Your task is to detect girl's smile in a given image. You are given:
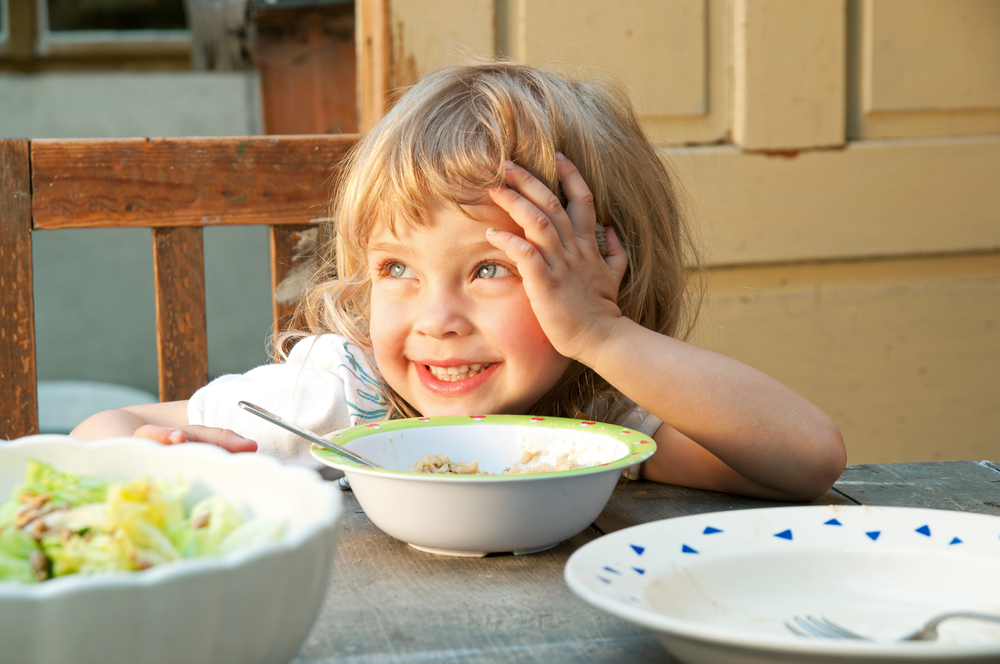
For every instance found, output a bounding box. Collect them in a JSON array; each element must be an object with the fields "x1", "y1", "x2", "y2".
[{"x1": 366, "y1": 197, "x2": 572, "y2": 417}]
